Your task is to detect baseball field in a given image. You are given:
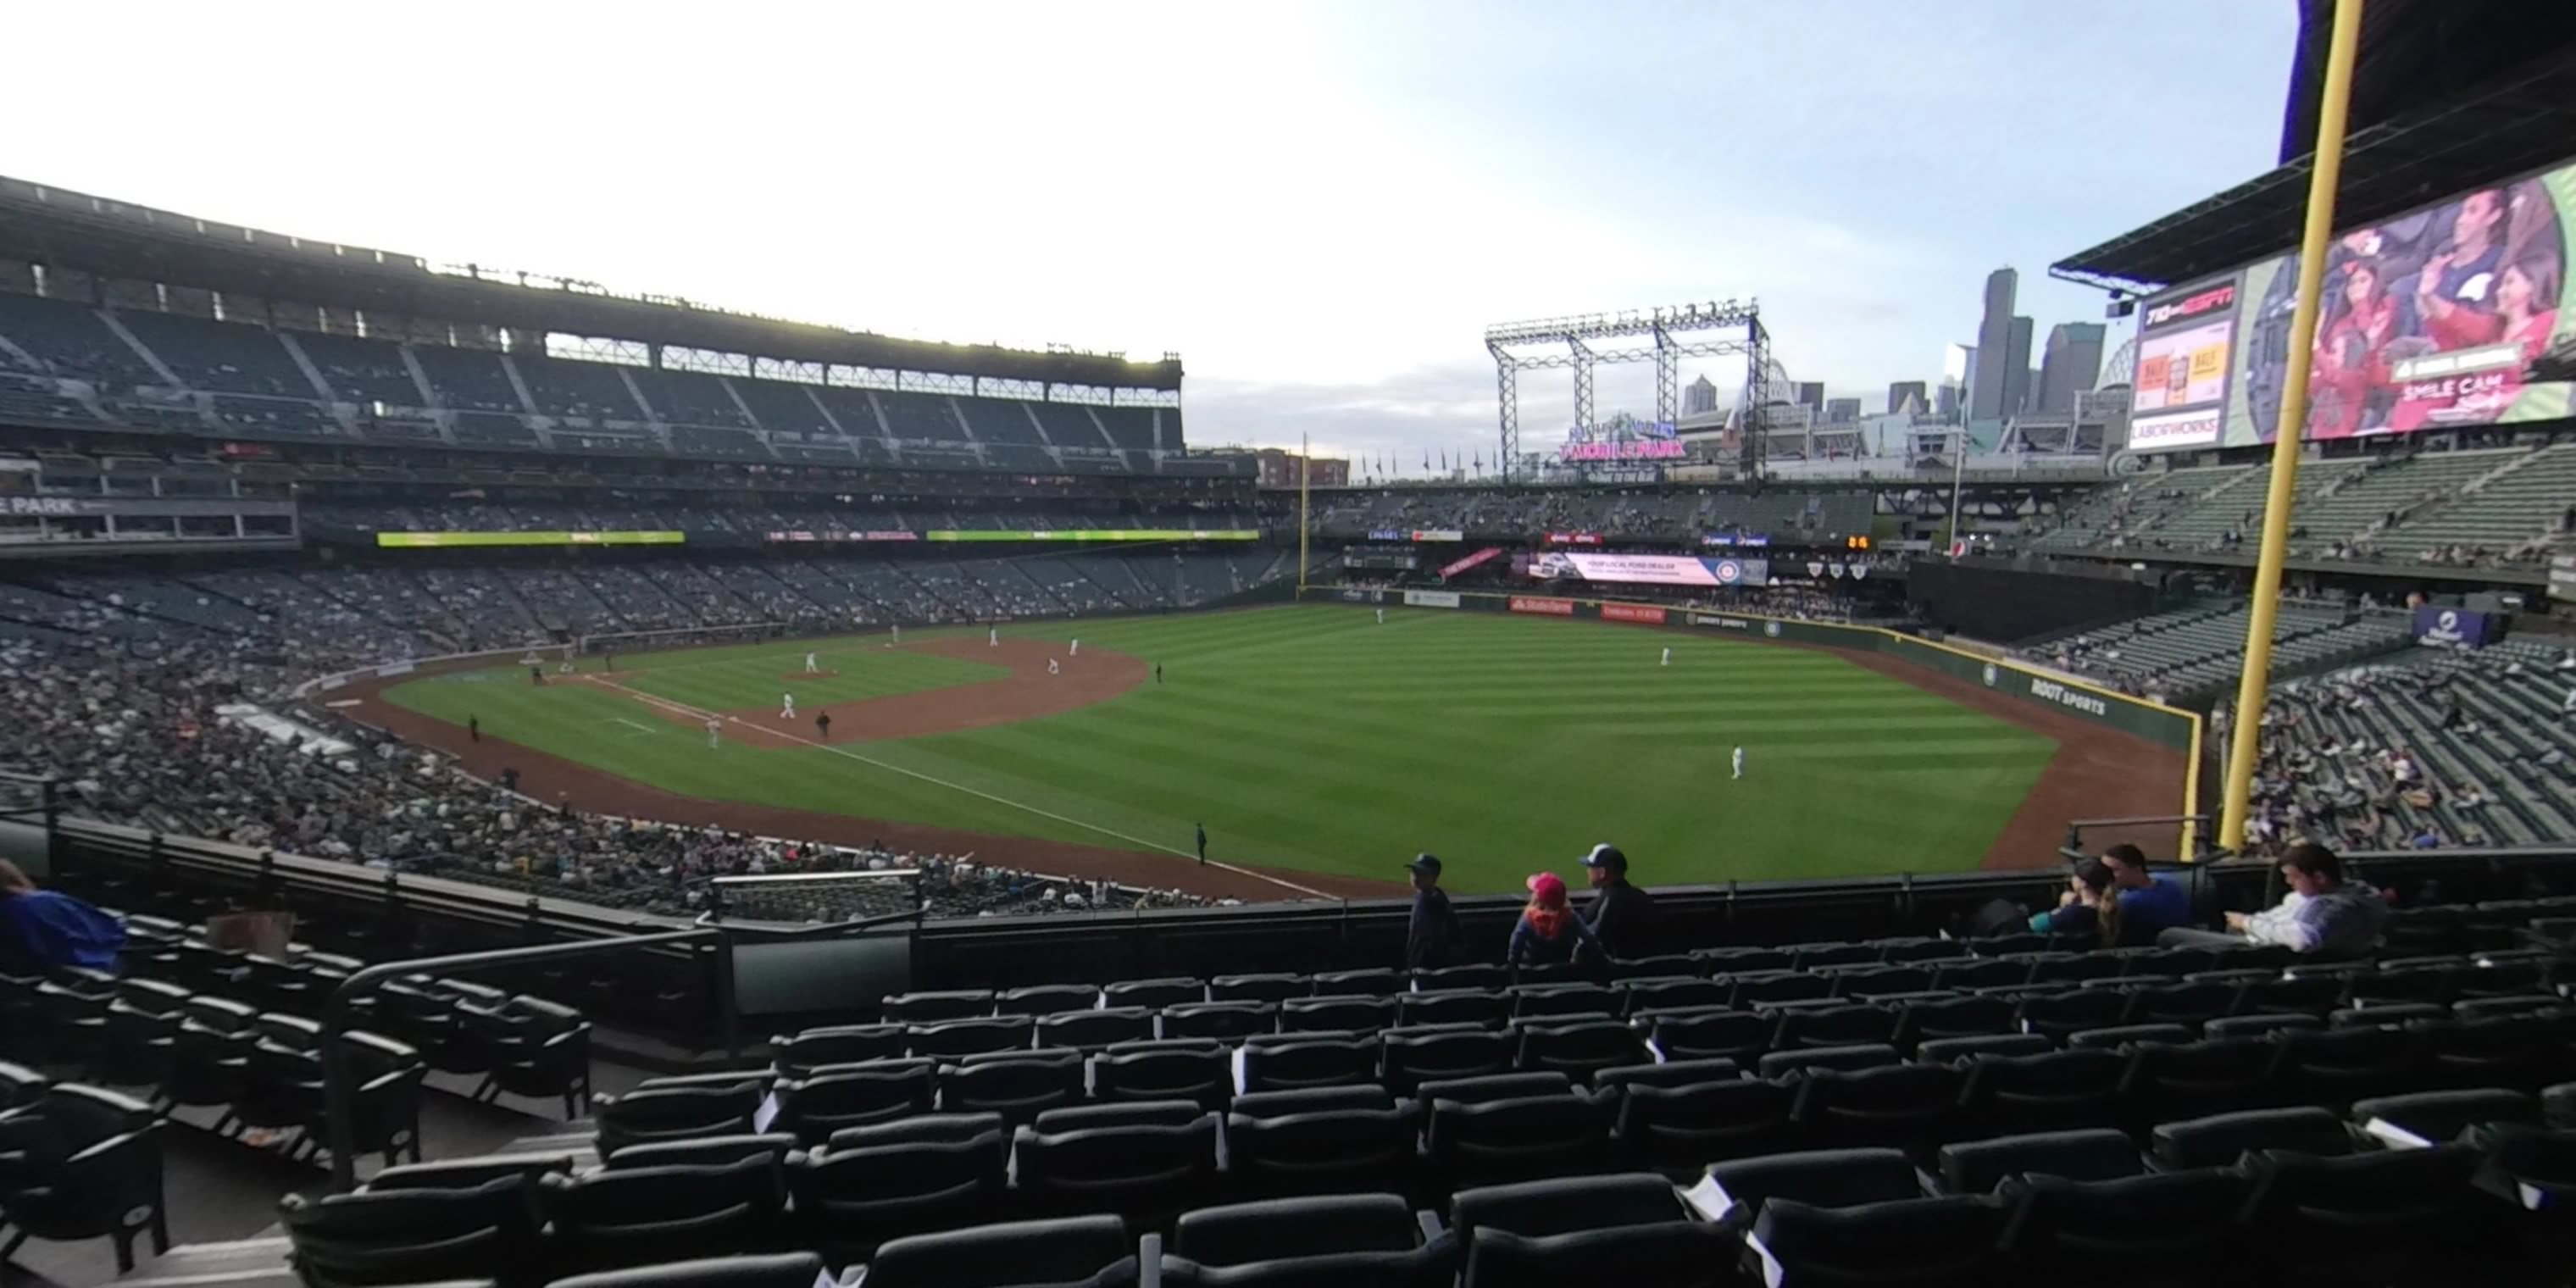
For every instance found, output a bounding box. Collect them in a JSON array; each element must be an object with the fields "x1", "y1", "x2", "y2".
[{"x1": 365, "y1": 604, "x2": 2100, "y2": 897}]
